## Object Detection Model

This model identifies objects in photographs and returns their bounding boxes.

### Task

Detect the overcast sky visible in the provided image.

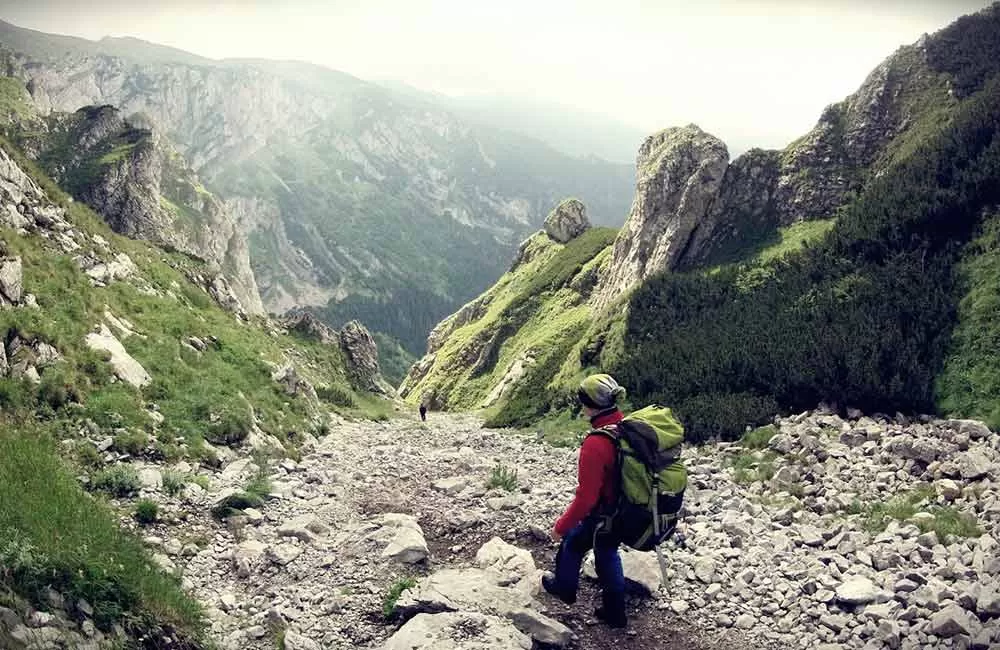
[0,0,992,151]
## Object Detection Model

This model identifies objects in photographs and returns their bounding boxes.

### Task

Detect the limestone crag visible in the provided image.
[16,104,263,316]
[593,125,729,309]
[676,36,956,269]
[543,198,590,244]
[338,320,392,396]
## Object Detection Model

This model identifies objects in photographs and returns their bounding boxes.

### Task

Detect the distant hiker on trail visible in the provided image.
[419,403,427,422]
[542,374,687,630]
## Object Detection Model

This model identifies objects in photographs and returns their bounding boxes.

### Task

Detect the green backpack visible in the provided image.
[590,405,687,552]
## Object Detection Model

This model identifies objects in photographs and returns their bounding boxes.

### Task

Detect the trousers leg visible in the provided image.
[594,531,627,623]
[552,519,597,596]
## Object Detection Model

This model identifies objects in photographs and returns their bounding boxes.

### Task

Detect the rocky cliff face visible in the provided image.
[11,102,263,315]
[592,30,959,301]
[676,35,955,269]
[593,125,729,309]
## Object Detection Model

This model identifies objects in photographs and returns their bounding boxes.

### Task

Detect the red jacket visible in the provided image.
[554,410,623,536]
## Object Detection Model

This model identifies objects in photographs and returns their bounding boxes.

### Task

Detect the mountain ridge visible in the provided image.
[0,18,635,353]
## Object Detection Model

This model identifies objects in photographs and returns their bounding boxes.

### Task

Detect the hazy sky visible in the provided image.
[0,1,992,151]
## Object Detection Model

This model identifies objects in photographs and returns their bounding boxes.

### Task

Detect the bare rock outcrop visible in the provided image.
[543,198,590,244]
[339,320,391,395]
[593,125,728,309]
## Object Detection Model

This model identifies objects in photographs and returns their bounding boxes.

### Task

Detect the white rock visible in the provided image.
[475,537,536,583]
[381,612,531,650]
[835,577,878,605]
[283,630,321,650]
[930,603,978,637]
[138,468,162,489]
[510,608,573,647]
[84,324,151,387]
[267,543,302,566]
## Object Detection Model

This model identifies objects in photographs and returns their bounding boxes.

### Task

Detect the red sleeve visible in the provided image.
[555,435,615,536]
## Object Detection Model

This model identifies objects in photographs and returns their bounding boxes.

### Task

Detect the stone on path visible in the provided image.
[835,577,879,605]
[381,612,531,650]
[283,630,321,650]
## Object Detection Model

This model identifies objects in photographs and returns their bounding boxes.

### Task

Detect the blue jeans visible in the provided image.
[552,516,626,617]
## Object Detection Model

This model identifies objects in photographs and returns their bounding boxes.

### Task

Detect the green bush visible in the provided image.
[382,576,417,619]
[91,465,140,498]
[742,424,779,450]
[112,429,149,456]
[74,441,103,469]
[134,499,159,525]
[210,492,264,520]
[161,471,186,497]
[316,384,355,408]
[486,463,519,492]
[205,404,252,447]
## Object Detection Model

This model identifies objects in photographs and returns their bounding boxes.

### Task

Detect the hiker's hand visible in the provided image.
[550,527,563,542]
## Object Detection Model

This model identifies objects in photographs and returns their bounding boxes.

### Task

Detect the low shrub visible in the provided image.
[91,465,140,498]
[382,577,417,619]
[486,463,519,492]
[134,499,159,525]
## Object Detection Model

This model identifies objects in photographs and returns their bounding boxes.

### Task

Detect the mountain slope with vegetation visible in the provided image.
[0,21,635,353]
[405,4,1000,441]
[0,79,263,316]
[0,121,390,646]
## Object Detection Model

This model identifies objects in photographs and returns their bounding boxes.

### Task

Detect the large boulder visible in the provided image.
[593,125,728,308]
[85,323,151,387]
[381,612,531,650]
[543,198,590,244]
[0,256,23,304]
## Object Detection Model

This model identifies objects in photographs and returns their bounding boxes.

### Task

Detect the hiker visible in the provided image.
[419,403,427,422]
[543,373,686,630]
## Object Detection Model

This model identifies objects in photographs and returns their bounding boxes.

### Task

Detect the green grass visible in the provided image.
[0,425,204,639]
[728,451,778,484]
[741,424,779,450]
[98,142,137,165]
[134,499,159,525]
[527,409,591,447]
[755,219,837,264]
[486,463,519,491]
[0,77,33,120]
[91,465,141,498]
[382,576,417,620]
[849,485,981,539]
[162,471,186,497]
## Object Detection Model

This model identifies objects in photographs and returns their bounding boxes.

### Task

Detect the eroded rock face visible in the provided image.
[339,320,390,395]
[593,125,729,309]
[20,105,263,316]
[543,198,590,244]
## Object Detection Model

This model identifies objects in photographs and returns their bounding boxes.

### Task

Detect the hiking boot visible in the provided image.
[541,574,577,605]
[594,606,628,629]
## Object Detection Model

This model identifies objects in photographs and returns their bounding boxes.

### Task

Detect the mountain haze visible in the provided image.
[0,20,635,352]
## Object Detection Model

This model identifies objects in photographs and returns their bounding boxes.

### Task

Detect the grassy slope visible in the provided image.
[403,228,616,419]
[0,136,391,644]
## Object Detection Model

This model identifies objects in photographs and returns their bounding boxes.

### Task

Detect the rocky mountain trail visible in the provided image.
[53,407,999,650]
